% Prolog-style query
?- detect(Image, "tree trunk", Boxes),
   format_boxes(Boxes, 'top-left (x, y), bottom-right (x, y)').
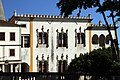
top-left (111, 11), bottom-right (119, 62)
top-left (98, 3), bottom-right (117, 61)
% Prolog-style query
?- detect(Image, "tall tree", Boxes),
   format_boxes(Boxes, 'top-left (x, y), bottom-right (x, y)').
top-left (57, 0), bottom-right (120, 61)
top-left (66, 48), bottom-right (120, 80)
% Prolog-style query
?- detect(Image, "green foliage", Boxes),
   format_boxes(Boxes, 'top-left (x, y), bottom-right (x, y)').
top-left (57, 0), bottom-right (120, 21)
top-left (67, 53), bottom-right (90, 74)
top-left (57, 0), bottom-right (120, 63)
top-left (96, 0), bottom-right (120, 21)
top-left (66, 47), bottom-right (120, 76)
top-left (110, 62), bottom-right (120, 75)
top-left (57, 0), bottom-right (98, 17)
top-left (89, 48), bottom-right (113, 75)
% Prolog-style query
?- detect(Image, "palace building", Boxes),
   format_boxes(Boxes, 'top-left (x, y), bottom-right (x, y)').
top-left (0, 0), bottom-right (116, 72)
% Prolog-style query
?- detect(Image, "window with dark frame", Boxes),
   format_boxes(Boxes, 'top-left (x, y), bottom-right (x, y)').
top-left (77, 33), bottom-right (81, 44)
top-left (20, 24), bottom-right (26, 27)
top-left (38, 32), bottom-right (48, 46)
top-left (99, 34), bottom-right (105, 47)
top-left (56, 28), bottom-right (68, 48)
top-left (24, 36), bottom-right (30, 47)
top-left (76, 33), bottom-right (85, 44)
top-left (21, 36), bottom-right (23, 48)
top-left (39, 61), bottom-right (48, 72)
top-left (106, 35), bottom-right (110, 44)
top-left (0, 32), bottom-right (5, 41)
top-left (10, 32), bottom-right (15, 41)
top-left (10, 49), bottom-right (15, 56)
top-left (75, 32), bottom-right (85, 47)
top-left (58, 60), bottom-right (67, 73)
top-left (58, 33), bottom-right (68, 47)
top-left (92, 34), bottom-right (98, 44)
top-left (21, 35), bottom-right (30, 48)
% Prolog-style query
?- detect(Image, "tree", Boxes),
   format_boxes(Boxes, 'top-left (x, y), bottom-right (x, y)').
top-left (66, 53), bottom-right (91, 80)
top-left (66, 48), bottom-right (120, 80)
top-left (89, 48), bottom-right (113, 75)
top-left (67, 53), bottom-right (90, 74)
top-left (57, 0), bottom-right (120, 62)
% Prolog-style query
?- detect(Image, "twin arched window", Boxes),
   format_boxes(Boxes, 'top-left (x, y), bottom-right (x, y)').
top-left (106, 35), bottom-right (110, 44)
top-left (92, 34), bottom-right (110, 47)
top-left (92, 34), bottom-right (98, 44)
top-left (99, 34), bottom-right (105, 47)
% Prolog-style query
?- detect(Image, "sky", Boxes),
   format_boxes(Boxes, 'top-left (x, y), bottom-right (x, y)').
top-left (2, 0), bottom-right (120, 48)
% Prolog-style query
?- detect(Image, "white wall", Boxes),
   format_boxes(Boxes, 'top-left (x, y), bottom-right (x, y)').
top-left (0, 26), bottom-right (21, 61)
top-left (15, 18), bottom-right (116, 72)
top-left (31, 21), bottom-right (90, 72)
top-left (86, 29), bottom-right (116, 52)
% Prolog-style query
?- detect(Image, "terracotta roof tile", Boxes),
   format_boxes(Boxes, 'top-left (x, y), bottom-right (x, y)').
top-left (0, 20), bottom-right (18, 27)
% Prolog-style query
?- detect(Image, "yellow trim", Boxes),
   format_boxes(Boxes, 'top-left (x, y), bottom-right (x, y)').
top-left (29, 18), bottom-right (33, 72)
top-left (89, 24), bottom-right (92, 53)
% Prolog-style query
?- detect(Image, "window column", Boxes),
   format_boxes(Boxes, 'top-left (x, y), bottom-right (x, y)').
top-left (21, 35), bottom-right (30, 48)
top-left (2, 65), bottom-right (4, 72)
top-left (56, 28), bottom-right (68, 48)
top-left (79, 27), bottom-right (82, 44)
top-left (37, 26), bottom-right (49, 48)
top-left (75, 29), bottom-right (77, 47)
top-left (11, 64), bottom-right (13, 72)
top-left (56, 29), bottom-right (59, 48)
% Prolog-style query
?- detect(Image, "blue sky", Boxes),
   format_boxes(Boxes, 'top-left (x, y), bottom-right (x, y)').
top-left (2, 0), bottom-right (120, 48)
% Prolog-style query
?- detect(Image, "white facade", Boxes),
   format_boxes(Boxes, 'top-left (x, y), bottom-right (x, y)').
top-left (0, 11), bottom-right (116, 73)
top-left (0, 21), bottom-right (21, 72)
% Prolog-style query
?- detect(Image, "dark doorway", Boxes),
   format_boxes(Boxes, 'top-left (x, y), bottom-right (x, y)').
top-left (21, 63), bottom-right (29, 72)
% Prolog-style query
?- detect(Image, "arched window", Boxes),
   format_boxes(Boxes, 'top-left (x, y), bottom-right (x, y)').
top-left (106, 35), bottom-right (110, 44)
top-left (58, 60), bottom-right (67, 73)
top-left (92, 34), bottom-right (98, 44)
top-left (39, 61), bottom-right (48, 72)
top-left (99, 34), bottom-right (105, 47)
top-left (36, 26), bottom-right (49, 48)
top-left (21, 63), bottom-right (29, 72)
top-left (56, 28), bottom-right (68, 48)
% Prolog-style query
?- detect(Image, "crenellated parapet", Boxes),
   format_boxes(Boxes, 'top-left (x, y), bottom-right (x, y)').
top-left (13, 10), bottom-right (92, 20)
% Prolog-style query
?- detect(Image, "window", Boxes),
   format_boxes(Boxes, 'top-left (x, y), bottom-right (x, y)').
top-left (39, 32), bottom-right (48, 45)
top-left (92, 34), bottom-right (98, 44)
top-left (57, 28), bottom-right (68, 48)
top-left (106, 35), bottom-right (110, 44)
top-left (76, 33), bottom-right (85, 44)
top-left (0, 32), bottom-right (5, 41)
top-left (24, 36), bottom-right (30, 47)
top-left (10, 49), bottom-right (15, 56)
top-left (21, 35), bottom-right (30, 48)
top-left (20, 24), bottom-right (26, 27)
top-left (99, 34), bottom-right (105, 47)
top-left (5, 64), bottom-right (10, 72)
top-left (75, 32), bottom-right (85, 47)
top-left (37, 32), bottom-right (49, 47)
top-left (10, 32), bottom-right (15, 41)
top-left (58, 60), bottom-right (67, 73)
top-left (36, 26), bottom-right (49, 48)
top-left (39, 61), bottom-right (48, 72)
top-left (58, 33), bottom-right (67, 47)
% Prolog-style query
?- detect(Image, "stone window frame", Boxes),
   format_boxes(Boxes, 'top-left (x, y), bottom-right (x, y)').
top-left (0, 32), bottom-right (5, 41)
top-left (75, 27), bottom-right (85, 47)
top-left (9, 49), bottom-right (15, 57)
top-left (36, 26), bottom-right (49, 48)
top-left (21, 34), bottom-right (30, 48)
top-left (92, 34), bottom-right (99, 44)
top-left (56, 27), bottom-right (68, 48)
top-left (10, 32), bottom-right (15, 41)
